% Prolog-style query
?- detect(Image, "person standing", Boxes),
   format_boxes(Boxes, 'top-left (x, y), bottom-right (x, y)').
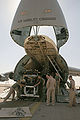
top-left (34, 74), bottom-right (45, 100)
top-left (68, 75), bottom-right (76, 107)
top-left (46, 73), bottom-right (56, 105)
top-left (55, 73), bottom-right (60, 94)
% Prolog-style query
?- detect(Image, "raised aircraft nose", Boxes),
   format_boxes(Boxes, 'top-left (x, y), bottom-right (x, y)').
top-left (10, 0), bottom-right (69, 50)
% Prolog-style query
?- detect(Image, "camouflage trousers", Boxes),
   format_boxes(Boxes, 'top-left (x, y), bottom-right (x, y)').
top-left (69, 89), bottom-right (76, 106)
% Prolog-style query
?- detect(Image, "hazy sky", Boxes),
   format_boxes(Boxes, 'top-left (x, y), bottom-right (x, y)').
top-left (0, 0), bottom-right (80, 74)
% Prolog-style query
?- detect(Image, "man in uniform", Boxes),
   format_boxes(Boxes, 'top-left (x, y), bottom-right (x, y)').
top-left (68, 75), bottom-right (76, 107)
top-left (55, 73), bottom-right (60, 94)
top-left (34, 73), bottom-right (45, 100)
top-left (3, 79), bottom-right (26, 102)
top-left (46, 73), bottom-right (56, 105)
top-left (55, 73), bottom-right (60, 102)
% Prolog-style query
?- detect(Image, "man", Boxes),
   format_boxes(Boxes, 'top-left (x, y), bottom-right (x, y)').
top-left (34, 74), bottom-right (45, 100)
top-left (3, 79), bottom-right (26, 102)
top-left (68, 75), bottom-right (76, 107)
top-left (55, 73), bottom-right (60, 94)
top-left (46, 73), bottom-right (56, 105)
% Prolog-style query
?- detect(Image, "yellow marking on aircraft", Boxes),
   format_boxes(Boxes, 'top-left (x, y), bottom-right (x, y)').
top-left (20, 102), bottom-right (41, 120)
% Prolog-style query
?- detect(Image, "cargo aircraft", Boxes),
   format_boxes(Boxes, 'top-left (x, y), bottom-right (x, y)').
top-left (10, 0), bottom-right (80, 89)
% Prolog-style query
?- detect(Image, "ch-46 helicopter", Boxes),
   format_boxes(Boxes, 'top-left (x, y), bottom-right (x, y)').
top-left (10, 0), bottom-right (80, 90)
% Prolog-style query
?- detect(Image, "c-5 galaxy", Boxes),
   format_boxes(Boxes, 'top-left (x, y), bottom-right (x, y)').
top-left (10, 0), bottom-right (80, 88)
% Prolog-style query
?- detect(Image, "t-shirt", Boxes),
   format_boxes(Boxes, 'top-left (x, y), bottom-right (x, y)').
top-left (55, 76), bottom-right (60, 81)
top-left (39, 78), bottom-right (44, 90)
top-left (55, 76), bottom-right (60, 87)
top-left (70, 79), bottom-right (75, 90)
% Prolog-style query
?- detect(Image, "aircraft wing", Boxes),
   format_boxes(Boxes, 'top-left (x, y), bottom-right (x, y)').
top-left (69, 67), bottom-right (80, 76)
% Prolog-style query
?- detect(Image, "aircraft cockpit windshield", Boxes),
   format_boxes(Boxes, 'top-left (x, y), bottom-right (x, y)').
top-left (10, 25), bottom-right (69, 50)
top-left (30, 26), bottom-right (56, 44)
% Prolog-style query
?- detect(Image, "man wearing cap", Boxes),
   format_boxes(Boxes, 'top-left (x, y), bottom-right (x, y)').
top-left (68, 75), bottom-right (76, 107)
top-left (3, 79), bottom-right (26, 102)
top-left (34, 73), bottom-right (45, 100)
top-left (55, 73), bottom-right (60, 94)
